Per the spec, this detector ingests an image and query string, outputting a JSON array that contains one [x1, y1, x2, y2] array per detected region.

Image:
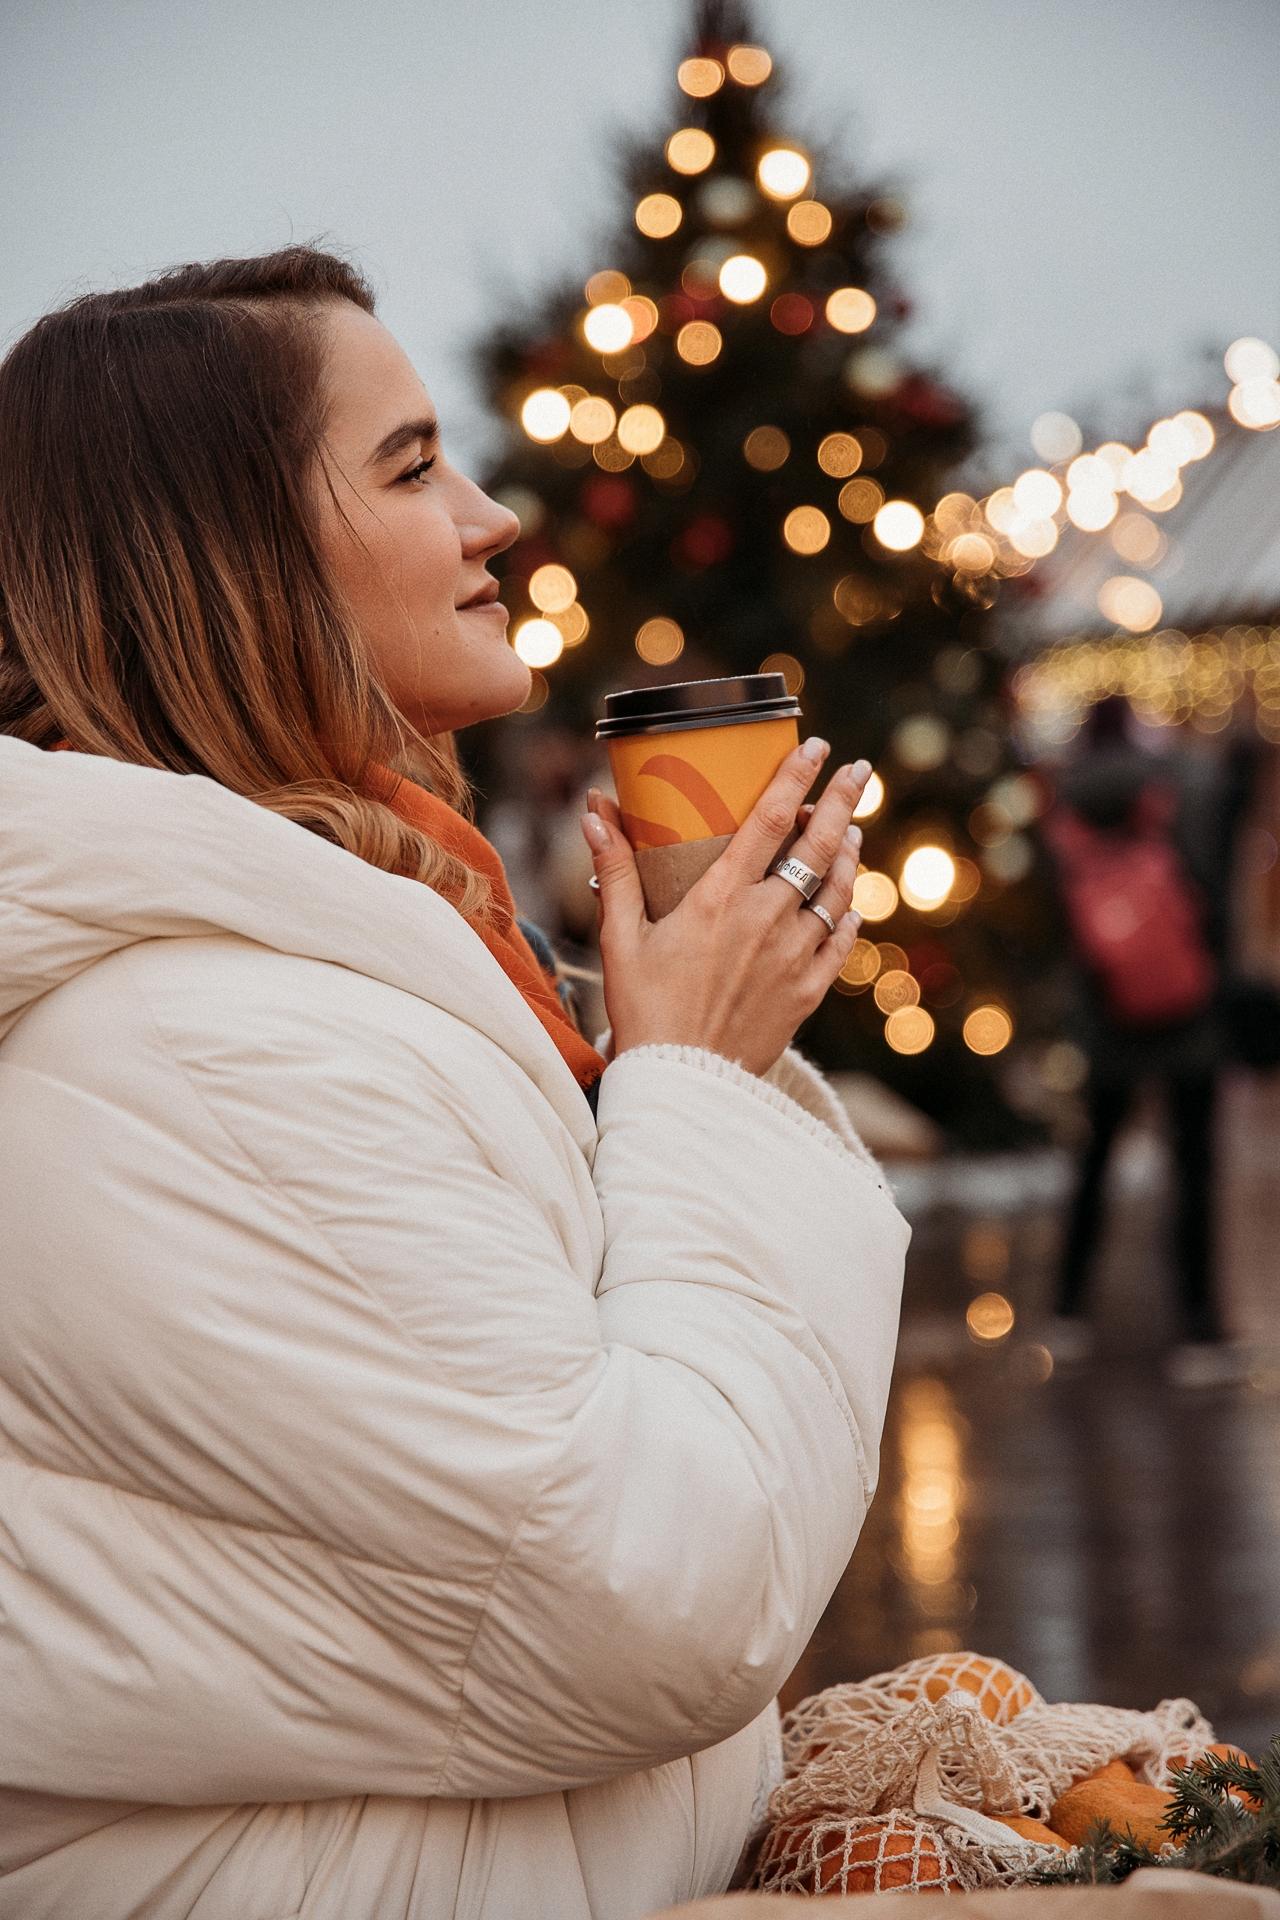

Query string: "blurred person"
[[0, 245, 906, 1920], [1040, 694, 1261, 1387]]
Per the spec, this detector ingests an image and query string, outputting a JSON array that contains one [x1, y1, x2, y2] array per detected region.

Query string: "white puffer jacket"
[[0, 735, 908, 1920]]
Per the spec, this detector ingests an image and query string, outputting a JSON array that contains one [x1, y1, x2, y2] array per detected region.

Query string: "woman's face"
[[314, 300, 528, 736]]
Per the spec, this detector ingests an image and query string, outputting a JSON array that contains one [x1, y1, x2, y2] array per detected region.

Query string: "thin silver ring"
[[803, 900, 838, 936], [769, 854, 824, 901]]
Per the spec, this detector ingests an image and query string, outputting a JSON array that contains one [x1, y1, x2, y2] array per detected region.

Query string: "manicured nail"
[[852, 759, 872, 784], [802, 736, 830, 764], [587, 787, 602, 813], [582, 812, 609, 850], [844, 825, 862, 849], [843, 911, 862, 933]]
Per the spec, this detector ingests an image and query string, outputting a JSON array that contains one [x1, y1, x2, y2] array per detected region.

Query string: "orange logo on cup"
[[606, 716, 799, 849]]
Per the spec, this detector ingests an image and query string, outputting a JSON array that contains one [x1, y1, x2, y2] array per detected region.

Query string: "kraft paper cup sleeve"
[[634, 824, 805, 920]]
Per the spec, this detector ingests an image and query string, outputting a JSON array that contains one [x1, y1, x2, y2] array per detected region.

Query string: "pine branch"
[[1030, 1738, 1280, 1890]]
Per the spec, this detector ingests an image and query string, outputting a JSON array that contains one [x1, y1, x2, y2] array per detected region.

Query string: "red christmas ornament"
[[770, 292, 814, 335], [676, 513, 734, 568], [580, 473, 636, 530]]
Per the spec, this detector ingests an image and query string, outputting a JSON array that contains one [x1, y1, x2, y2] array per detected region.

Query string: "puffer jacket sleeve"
[[2, 959, 907, 1808], [450, 1040, 908, 1797]]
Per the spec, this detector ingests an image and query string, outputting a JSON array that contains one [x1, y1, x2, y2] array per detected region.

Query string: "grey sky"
[[4, 0, 1277, 476]]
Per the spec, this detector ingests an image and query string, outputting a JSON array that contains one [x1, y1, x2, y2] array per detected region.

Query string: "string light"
[[964, 1006, 1014, 1055], [617, 404, 666, 454], [585, 270, 630, 306], [568, 397, 616, 445], [635, 617, 685, 665], [743, 425, 790, 470], [885, 1006, 935, 1054], [839, 477, 883, 522], [900, 845, 956, 910]]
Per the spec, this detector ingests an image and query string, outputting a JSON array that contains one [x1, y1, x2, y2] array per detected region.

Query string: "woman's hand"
[[580, 739, 871, 1078]]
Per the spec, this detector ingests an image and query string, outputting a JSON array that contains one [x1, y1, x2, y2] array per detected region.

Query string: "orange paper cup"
[[595, 673, 802, 917]]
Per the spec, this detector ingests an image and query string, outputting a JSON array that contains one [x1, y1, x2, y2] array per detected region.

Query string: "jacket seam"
[[604, 1045, 892, 1199]]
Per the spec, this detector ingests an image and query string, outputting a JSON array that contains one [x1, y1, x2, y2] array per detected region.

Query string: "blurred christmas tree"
[[466, 0, 1051, 1146]]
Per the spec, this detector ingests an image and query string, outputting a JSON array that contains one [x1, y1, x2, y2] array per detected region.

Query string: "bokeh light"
[[1012, 469, 1063, 519], [787, 200, 833, 246], [818, 432, 862, 477], [885, 1006, 935, 1054], [635, 617, 685, 665], [839, 938, 881, 987], [513, 619, 564, 669], [825, 286, 877, 334], [874, 500, 926, 551], [720, 253, 768, 302], [1030, 411, 1082, 462], [617, 404, 666, 455], [744, 425, 791, 470], [675, 320, 722, 365], [1111, 513, 1165, 565], [757, 146, 811, 199], [759, 651, 805, 693], [528, 563, 577, 613], [677, 56, 724, 97], [725, 43, 772, 85], [582, 303, 634, 353], [1225, 337, 1280, 384], [966, 1292, 1015, 1342], [838, 477, 884, 522], [1098, 575, 1164, 632], [782, 506, 831, 554], [520, 388, 571, 444], [900, 845, 957, 910], [874, 969, 921, 1014], [964, 1005, 1014, 1055], [635, 192, 683, 239], [666, 127, 716, 174], [569, 396, 617, 445], [852, 869, 899, 921], [1229, 379, 1280, 430]]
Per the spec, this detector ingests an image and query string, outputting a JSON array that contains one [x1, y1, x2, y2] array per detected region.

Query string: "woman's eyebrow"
[[366, 415, 439, 468]]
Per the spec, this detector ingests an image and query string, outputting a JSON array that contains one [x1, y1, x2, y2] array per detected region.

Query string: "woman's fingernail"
[[852, 759, 872, 784], [845, 825, 862, 849], [582, 812, 609, 850], [587, 787, 602, 813], [802, 736, 830, 764]]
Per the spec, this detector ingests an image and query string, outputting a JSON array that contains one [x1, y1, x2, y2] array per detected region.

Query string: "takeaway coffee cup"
[[595, 672, 803, 919]]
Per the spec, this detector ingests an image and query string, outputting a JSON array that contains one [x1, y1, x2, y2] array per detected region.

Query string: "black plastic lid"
[[595, 673, 802, 739]]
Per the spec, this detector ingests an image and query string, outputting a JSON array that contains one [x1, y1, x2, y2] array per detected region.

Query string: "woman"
[[0, 246, 908, 1920]]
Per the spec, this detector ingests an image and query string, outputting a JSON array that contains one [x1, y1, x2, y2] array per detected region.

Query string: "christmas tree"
[[466, 0, 1051, 1146]]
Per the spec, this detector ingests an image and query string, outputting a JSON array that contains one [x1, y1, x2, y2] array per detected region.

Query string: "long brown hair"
[[0, 243, 495, 923]]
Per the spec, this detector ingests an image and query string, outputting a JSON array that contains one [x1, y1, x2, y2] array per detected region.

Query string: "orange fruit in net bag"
[[1051, 1776, 1176, 1851], [762, 1812, 952, 1894], [894, 1652, 1036, 1724], [990, 1813, 1075, 1853]]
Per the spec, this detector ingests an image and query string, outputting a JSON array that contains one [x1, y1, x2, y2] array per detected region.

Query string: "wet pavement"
[[780, 1069, 1280, 1759]]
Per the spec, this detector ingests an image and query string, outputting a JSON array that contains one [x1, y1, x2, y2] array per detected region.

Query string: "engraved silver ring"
[[803, 900, 838, 936], [769, 854, 824, 901]]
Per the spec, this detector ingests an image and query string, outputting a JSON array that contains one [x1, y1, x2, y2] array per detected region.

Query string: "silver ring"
[[769, 854, 824, 901], [803, 900, 837, 936]]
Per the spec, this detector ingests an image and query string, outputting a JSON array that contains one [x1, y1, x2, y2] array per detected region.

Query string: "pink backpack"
[[1044, 782, 1218, 1029]]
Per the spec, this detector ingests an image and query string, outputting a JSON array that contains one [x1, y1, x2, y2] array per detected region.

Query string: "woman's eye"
[[402, 456, 436, 485]]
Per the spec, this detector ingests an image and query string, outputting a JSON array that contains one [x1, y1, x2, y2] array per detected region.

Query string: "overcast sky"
[[3, 0, 1277, 475]]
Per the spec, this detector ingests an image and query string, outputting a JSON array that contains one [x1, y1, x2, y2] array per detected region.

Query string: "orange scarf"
[[48, 741, 606, 1094], [367, 763, 607, 1092]]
